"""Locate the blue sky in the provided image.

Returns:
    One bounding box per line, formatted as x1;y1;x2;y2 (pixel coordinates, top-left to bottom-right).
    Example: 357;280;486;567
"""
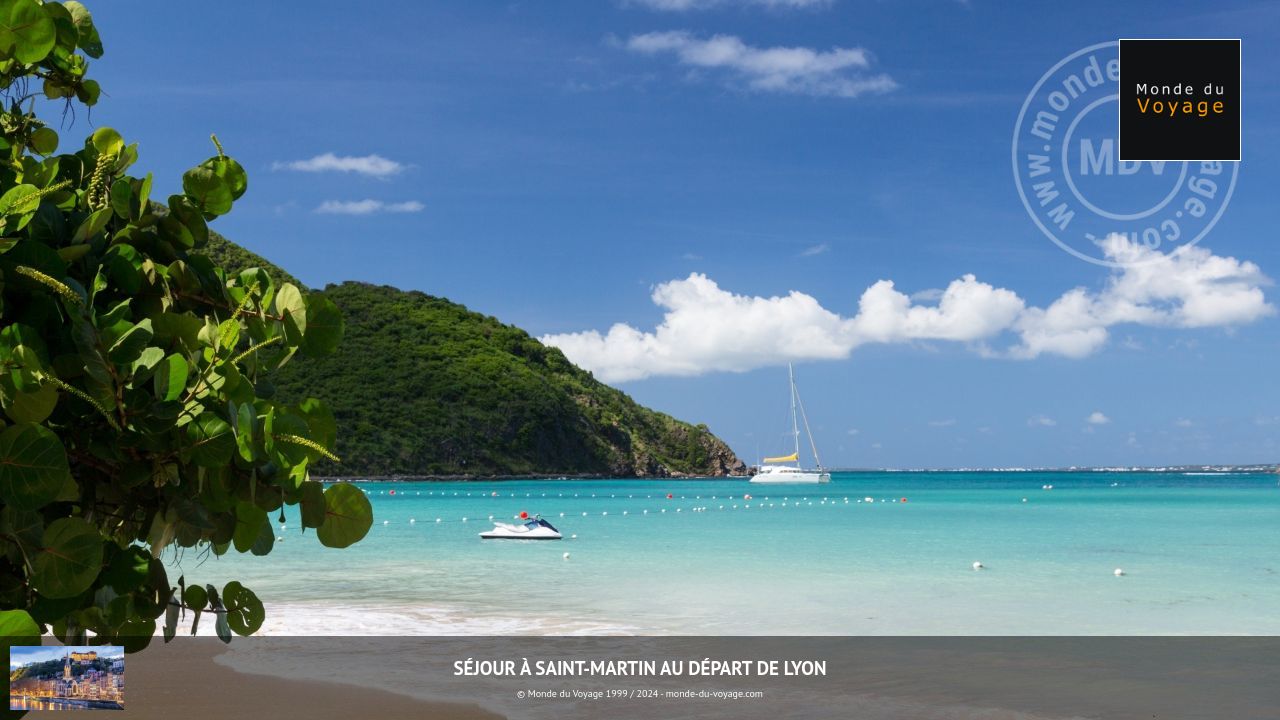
10;646;123;669
77;0;1280;468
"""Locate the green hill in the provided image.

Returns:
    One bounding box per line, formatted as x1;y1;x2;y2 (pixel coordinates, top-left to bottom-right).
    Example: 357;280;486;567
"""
204;236;745;478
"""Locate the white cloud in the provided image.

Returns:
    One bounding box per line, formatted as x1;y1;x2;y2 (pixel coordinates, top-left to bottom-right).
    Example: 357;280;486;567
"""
847;428;860;435
273;153;405;178
1174;418;1194;428
624;31;896;98
314;200;424;215
928;418;956;427
1027;415;1057;427
542;235;1273;382
800;243;830;257
629;0;831;9
1086;411;1110;425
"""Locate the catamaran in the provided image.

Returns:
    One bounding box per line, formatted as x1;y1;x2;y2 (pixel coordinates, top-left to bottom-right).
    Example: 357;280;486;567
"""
750;363;830;484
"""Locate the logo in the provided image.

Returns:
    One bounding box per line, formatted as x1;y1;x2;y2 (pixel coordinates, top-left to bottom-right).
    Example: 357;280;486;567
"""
1012;42;1238;267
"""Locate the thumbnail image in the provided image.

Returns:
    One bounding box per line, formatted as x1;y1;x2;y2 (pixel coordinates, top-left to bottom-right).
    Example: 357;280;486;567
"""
9;647;124;711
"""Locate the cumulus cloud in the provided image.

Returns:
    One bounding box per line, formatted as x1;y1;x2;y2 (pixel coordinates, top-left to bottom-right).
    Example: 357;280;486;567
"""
624;31;895;98
273;153;405;178
542;235;1273;382
314;200;424;215
1086;411;1110;425
630;0;831;9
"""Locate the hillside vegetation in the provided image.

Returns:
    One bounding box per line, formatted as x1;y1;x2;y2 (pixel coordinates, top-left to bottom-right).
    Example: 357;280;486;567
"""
205;236;744;477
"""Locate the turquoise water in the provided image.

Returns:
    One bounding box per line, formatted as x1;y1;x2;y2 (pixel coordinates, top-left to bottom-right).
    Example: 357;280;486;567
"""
174;472;1280;635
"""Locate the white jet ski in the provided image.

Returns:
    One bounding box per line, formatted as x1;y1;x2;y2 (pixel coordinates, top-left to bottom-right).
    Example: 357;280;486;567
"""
479;515;562;540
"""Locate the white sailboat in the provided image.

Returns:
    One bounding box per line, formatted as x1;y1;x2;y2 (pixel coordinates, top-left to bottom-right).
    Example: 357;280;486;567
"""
750;363;830;484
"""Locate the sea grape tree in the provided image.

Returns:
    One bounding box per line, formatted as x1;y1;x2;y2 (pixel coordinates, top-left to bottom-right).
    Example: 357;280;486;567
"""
0;0;371;652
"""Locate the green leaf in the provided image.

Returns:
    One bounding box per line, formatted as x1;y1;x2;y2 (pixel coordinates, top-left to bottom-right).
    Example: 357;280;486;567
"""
182;583;207;611
232;502;267;553
202;155;247;201
0;422;70;510
3;382;57;423
0;608;39;641
31;517;104;599
316;483;373;549
28;127;57;155
0;0;56;64
301;293;343;356
90;127;123;157
222;581;264;636
274;283;306;344
107;318;154;365
299;480;326;528
102;545;150;593
153;353;188;401
63;1;101;58
188;413;233;467
181;167;232;216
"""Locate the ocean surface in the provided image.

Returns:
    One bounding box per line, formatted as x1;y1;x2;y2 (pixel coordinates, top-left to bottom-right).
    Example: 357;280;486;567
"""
171;471;1280;636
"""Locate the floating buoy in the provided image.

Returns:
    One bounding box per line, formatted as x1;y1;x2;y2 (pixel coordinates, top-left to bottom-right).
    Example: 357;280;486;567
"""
1114;568;1125;577
520;511;529;519
491;491;498;497
667;493;673;499
900;497;908;503
972;561;984;570
277;536;284;542
744;494;752;500
409;518;416;524
436;518;441;523
389;490;396;496
382;520;389;525
1022;498;1028;503
571;534;577;539
563;552;570;560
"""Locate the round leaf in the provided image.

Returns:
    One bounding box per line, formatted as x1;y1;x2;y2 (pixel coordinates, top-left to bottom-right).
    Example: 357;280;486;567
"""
31;517;104;599
0;608;39;641
222;581;264;636
90;127;123;157
0;0;56;64
315;483;372;549
0;422;71;510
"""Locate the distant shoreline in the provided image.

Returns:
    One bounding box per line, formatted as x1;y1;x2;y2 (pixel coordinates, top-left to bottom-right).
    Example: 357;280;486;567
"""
313;464;1278;482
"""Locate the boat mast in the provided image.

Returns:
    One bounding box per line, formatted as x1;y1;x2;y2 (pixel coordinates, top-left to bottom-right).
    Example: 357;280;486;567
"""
794;375;823;470
788;363;800;461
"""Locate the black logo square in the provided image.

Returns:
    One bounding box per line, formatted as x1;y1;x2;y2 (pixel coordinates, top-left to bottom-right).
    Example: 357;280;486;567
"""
1119;39;1240;161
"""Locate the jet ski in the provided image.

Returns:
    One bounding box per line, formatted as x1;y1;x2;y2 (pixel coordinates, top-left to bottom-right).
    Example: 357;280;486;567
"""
479;515;562;540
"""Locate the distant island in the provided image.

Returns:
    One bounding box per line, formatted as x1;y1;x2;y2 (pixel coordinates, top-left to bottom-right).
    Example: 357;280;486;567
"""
205;230;745;479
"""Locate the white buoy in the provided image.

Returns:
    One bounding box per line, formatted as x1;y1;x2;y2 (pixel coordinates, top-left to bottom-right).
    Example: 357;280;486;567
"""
382;520;389;525
563;552;570;560
462;517;467;522
277;536;284;542
571;534;577;539
1114;568;1125;576
436;518;441;523
409;518;416;524
972;561;984;570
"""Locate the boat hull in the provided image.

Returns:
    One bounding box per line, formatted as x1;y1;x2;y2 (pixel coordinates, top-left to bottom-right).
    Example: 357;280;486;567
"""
749;471;830;484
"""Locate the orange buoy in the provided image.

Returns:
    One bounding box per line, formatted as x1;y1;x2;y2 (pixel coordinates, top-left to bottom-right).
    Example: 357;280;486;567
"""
389;489;396;496
666;493;673;499
519;511;529;519
900;497;907;503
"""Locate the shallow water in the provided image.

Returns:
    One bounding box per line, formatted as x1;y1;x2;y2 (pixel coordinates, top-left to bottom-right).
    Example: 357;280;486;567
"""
169;471;1280;635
